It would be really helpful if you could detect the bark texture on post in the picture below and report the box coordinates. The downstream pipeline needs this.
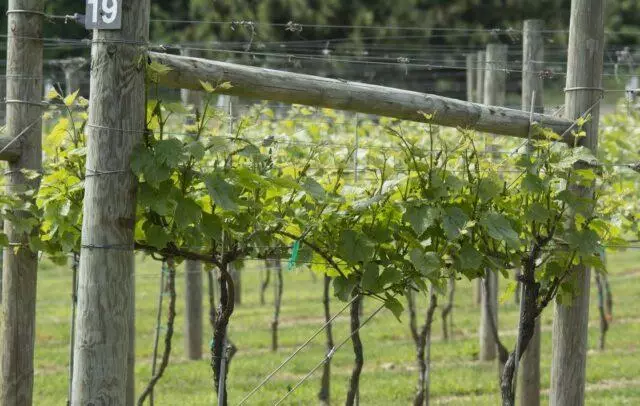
[550,1,605,405]
[473,51,486,307]
[71,0,150,404]
[479,271,498,361]
[0,70,6,124]
[475,51,486,104]
[150,52,574,140]
[518,19,545,406]
[184,260,203,360]
[179,63,204,361]
[466,53,477,103]
[1,1,43,404]
[479,43,507,363]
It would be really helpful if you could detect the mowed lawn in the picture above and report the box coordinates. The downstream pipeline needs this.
[33,249,640,405]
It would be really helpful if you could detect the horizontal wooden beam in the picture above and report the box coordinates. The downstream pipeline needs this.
[151,52,574,140]
[0,135,21,161]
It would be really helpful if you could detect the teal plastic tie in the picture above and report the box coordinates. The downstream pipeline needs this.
[288,240,300,271]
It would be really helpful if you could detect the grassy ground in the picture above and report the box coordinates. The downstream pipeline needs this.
[33,249,640,405]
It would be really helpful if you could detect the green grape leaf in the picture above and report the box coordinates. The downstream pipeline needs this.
[186,141,206,160]
[384,294,404,321]
[410,248,440,276]
[522,173,545,193]
[143,223,172,250]
[155,138,185,168]
[478,177,502,200]
[205,173,239,212]
[378,267,403,287]
[63,90,79,107]
[361,263,380,292]
[525,202,553,223]
[333,275,357,302]
[201,213,222,241]
[403,204,438,235]
[339,230,374,265]
[174,197,202,229]
[301,177,326,201]
[480,212,521,248]
[458,243,483,270]
[443,206,469,241]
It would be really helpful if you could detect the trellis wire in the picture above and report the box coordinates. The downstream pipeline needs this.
[272,300,386,406]
[236,294,359,405]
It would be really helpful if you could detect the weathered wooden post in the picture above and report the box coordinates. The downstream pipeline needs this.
[0,63,6,124]
[466,53,477,103]
[72,0,150,404]
[184,260,203,360]
[179,48,205,361]
[473,50,486,307]
[550,1,604,405]
[519,19,544,406]
[479,43,507,362]
[1,1,43,404]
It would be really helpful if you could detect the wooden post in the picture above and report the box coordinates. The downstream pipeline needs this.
[479,43,507,362]
[150,52,574,140]
[180,48,204,361]
[466,53,477,103]
[476,51,486,104]
[1,1,43,404]
[184,260,203,360]
[519,19,544,406]
[0,68,5,124]
[550,1,604,405]
[473,50,486,307]
[71,0,150,404]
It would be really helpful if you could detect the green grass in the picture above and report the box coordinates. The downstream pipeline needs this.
[33,249,640,405]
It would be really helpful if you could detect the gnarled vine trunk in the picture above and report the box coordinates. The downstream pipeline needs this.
[260,260,271,305]
[595,272,612,350]
[407,287,438,406]
[211,262,235,406]
[441,277,455,341]
[345,294,363,406]
[500,248,542,406]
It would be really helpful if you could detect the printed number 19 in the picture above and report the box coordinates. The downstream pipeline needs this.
[88,0,119,24]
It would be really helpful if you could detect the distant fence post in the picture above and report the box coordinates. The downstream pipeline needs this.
[180,48,205,361]
[550,0,605,405]
[479,43,507,363]
[473,50,486,307]
[1,1,44,404]
[71,0,150,404]
[519,19,544,406]
[466,53,477,102]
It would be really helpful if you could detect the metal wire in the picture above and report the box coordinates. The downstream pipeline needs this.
[272,300,387,406]
[236,294,360,405]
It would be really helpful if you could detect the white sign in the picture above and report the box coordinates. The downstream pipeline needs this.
[85,0,122,29]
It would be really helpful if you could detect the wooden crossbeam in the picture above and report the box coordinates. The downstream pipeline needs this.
[151,52,574,140]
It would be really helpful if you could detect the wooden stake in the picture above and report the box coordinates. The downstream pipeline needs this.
[180,48,204,361]
[479,43,507,363]
[150,52,573,140]
[1,1,43,404]
[184,260,203,360]
[71,0,150,403]
[550,1,604,405]
[519,19,544,406]
[466,53,477,103]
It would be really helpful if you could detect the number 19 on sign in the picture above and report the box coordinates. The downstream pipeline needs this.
[85,0,122,29]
